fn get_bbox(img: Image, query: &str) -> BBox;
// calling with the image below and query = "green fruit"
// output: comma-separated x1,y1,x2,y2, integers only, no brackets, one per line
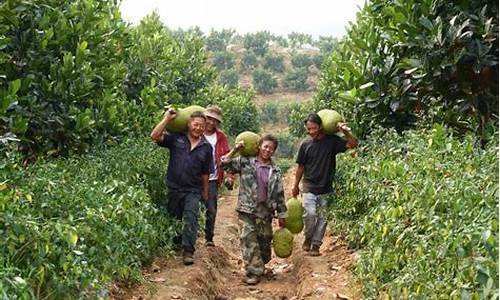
235,131,260,157
272,228,294,258
285,197,304,234
317,109,344,135
165,105,205,133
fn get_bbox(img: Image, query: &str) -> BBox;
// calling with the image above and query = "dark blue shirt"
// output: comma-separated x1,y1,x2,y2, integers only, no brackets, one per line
157,133,213,192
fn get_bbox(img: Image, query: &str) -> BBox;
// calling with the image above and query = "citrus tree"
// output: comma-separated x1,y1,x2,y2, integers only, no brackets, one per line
316,0,498,144
252,67,277,94
205,28,235,52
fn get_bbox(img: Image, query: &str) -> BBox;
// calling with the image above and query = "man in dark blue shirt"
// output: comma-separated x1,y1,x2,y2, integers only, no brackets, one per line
151,108,213,265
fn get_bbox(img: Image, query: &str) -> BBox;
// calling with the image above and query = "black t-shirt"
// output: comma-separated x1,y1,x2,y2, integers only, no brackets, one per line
157,133,213,192
296,135,347,195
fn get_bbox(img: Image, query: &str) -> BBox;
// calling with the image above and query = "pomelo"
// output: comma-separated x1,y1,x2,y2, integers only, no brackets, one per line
317,109,344,135
272,228,294,258
235,131,260,157
165,105,205,133
285,197,304,234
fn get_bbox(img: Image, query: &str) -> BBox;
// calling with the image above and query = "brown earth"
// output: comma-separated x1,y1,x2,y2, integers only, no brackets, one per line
254,91,314,106
110,167,362,300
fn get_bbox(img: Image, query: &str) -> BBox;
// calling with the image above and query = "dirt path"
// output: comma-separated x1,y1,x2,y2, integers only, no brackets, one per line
111,168,361,300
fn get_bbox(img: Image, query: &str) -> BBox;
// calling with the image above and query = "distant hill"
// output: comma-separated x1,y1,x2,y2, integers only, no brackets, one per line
202,30,337,95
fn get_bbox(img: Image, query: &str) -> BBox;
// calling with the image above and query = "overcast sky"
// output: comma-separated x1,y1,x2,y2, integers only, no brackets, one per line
119,0,367,38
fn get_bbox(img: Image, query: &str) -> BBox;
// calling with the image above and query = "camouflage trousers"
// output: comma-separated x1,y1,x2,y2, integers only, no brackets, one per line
238,212,273,277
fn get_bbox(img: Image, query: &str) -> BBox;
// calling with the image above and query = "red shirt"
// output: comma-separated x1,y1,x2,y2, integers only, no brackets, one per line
212,129,230,186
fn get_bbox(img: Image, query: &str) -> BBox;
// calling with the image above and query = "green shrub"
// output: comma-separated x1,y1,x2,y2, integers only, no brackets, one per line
283,68,309,91
287,32,313,48
311,54,325,68
217,69,239,89
205,29,235,52
0,4,214,157
260,102,279,124
240,51,258,71
287,101,317,138
212,51,235,70
263,53,285,73
243,31,272,56
315,36,338,54
331,126,499,299
198,85,260,136
252,67,277,94
291,53,312,68
274,132,299,159
273,36,289,48
126,13,214,107
316,0,498,142
0,138,176,298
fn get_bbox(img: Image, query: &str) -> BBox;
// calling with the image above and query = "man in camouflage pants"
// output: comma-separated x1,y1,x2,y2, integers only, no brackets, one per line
222,134,287,285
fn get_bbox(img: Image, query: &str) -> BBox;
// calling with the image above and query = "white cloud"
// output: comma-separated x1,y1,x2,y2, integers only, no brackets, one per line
119,0,366,38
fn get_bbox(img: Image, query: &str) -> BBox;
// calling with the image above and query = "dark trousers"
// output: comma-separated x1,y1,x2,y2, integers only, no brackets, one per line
167,189,201,254
202,181,218,242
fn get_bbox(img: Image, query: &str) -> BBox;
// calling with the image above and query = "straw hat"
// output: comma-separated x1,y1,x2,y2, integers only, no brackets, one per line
205,105,223,123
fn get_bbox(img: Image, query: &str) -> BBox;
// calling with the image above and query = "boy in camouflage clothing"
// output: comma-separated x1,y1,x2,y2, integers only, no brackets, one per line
222,134,288,285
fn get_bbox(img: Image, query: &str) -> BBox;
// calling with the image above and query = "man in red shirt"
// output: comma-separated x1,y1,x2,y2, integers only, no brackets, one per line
203,105,232,247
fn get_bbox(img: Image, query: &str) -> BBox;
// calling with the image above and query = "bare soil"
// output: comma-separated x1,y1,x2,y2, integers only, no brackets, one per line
111,168,361,300
254,91,314,106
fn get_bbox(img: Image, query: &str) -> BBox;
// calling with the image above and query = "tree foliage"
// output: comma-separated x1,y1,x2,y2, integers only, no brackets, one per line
217,69,239,89
288,32,313,48
252,67,277,94
243,31,272,56
333,126,498,299
315,36,338,53
197,85,260,136
291,53,313,68
283,68,309,91
205,28,235,52
212,51,235,70
315,0,498,144
240,50,258,71
263,53,285,73
0,3,215,157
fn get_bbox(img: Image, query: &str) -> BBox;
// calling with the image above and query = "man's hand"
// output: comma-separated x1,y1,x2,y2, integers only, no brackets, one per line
336,122,358,149
221,142,244,162
235,141,244,150
201,188,209,202
292,185,300,198
164,107,177,121
224,175,234,190
278,218,286,228
221,153,231,163
336,122,351,133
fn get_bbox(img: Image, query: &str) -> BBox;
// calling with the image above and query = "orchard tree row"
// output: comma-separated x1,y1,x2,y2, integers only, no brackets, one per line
0,2,259,159
309,0,498,144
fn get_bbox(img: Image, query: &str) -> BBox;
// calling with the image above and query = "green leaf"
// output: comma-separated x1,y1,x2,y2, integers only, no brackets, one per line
13,115,28,135
67,232,78,247
338,91,356,102
359,82,375,90
8,79,21,95
79,41,88,51
419,17,433,31
404,67,419,75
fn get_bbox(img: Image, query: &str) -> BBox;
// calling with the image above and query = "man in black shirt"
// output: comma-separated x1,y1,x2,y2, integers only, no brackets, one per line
151,108,213,265
292,113,358,256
